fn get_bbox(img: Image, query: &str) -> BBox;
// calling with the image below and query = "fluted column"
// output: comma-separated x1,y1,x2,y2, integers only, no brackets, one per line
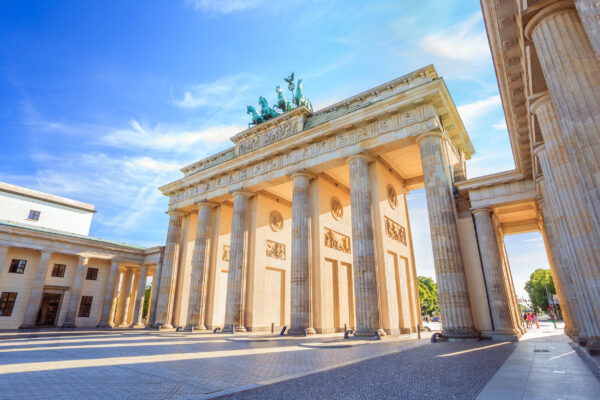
537,201,576,339
574,0,600,61
154,211,183,329
187,202,214,330
347,155,383,337
472,209,519,339
525,2,600,245
417,131,476,338
98,260,120,327
148,261,162,327
116,268,134,328
224,191,250,332
289,172,315,335
536,149,600,349
62,256,89,328
20,251,53,328
132,264,148,328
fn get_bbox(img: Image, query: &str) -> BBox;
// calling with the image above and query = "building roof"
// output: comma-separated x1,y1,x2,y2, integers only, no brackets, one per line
0,219,146,250
0,182,96,213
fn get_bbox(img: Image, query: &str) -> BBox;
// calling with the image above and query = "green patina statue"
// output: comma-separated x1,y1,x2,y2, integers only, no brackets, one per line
247,105,265,128
247,72,312,128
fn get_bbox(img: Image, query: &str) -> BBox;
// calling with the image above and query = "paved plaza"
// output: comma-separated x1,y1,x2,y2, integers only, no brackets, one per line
0,322,599,399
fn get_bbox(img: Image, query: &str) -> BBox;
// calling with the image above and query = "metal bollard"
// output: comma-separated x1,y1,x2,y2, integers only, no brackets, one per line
213,327,221,333
271,322,274,334
280,326,287,336
344,330,353,339
417,324,421,339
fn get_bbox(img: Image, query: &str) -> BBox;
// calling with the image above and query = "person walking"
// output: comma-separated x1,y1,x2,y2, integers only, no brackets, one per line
549,312,557,329
533,313,540,329
526,313,532,329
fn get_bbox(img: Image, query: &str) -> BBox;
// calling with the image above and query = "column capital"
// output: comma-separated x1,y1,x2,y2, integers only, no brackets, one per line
471,207,492,216
39,250,53,258
415,130,443,145
77,255,89,265
533,143,547,157
230,189,252,198
529,91,552,115
290,171,313,180
524,1,575,41
194,200,217,208
346,153,373,164
166,209,185,217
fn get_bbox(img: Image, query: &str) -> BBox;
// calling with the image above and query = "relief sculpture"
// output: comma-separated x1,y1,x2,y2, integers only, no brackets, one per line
324,227,351,254
266,240,286,260
384,216,407,245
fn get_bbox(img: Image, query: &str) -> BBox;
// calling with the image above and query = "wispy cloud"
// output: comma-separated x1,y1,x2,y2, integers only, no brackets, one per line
173,74,257,109
420,13,490,62
184,0,264,14
492,119,507,131
101,119,242,151
457,95,501,130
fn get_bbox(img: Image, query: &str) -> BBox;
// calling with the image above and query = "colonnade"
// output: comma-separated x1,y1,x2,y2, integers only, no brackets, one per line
522,0,600,352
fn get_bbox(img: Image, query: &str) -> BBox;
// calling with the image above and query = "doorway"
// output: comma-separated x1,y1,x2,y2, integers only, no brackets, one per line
36,293,62,326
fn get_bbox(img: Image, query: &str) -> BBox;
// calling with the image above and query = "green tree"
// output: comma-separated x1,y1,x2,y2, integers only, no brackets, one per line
524,268,555,313
142,284,151,319
417,276,439,316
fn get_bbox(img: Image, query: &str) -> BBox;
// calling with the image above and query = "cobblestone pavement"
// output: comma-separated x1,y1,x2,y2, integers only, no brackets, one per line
218,340,517,400
0,329,428,400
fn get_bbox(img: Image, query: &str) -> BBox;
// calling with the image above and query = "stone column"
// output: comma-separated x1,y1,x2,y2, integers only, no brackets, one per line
536,151,600,349
417,131,476,338
224,191,250,332
347,155,383,337
0,246,8,270
525,2,600,245
574,0,600,61
131,264,148,328
472,209,519,340
20,251,53,328
116,268,134,328
154,212,183,329
187,202,214,331
148,261,162,327
537,202,576,339
62,256,89,328
289,172,315,335
98,260,120,327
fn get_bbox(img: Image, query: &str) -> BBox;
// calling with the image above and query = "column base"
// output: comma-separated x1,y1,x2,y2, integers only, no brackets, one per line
222,325,246,333
491,332,520,342
442,328,479,339
287,327,316,336
18,324,37,330
185,324,206,332
61,322,76,329
578,334,588,347
585,337,600,355
353,328,387,338
131,323,146,329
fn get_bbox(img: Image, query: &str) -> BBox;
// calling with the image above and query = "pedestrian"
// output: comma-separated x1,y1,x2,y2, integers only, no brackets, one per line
526,312,532,328
533,312,540,329
550,312,557,329
425,315,429,323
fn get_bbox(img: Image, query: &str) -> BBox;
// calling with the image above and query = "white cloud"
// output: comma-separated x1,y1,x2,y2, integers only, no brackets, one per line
101,119,243,151
185,0,263,14
420,13,490,62
492,119,507,131
457,95,501,130
173,74,257,109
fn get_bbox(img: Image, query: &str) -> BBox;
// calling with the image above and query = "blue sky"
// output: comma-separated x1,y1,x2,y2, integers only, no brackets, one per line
0,0,548,297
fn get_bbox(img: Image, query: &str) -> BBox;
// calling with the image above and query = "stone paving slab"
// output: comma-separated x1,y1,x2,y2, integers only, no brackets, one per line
0,329,428,400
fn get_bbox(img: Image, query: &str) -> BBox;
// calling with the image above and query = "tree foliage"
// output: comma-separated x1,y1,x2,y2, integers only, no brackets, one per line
142,285,151,319
524,268,555,313
418,276,439,316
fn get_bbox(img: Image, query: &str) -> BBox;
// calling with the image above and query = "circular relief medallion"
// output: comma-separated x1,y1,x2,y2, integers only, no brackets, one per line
269,210,284,232
330,197,343,220
387,185,398,209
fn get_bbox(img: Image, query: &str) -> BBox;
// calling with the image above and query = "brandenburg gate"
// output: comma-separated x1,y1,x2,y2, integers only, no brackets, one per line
153,66,481,338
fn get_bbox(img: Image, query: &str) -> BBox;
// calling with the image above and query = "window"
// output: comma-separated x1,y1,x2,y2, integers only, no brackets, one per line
28,210,41,221
51,264,66,278
0,292,17,316
8,259,27,274
85,267,98,281
78,296,93,317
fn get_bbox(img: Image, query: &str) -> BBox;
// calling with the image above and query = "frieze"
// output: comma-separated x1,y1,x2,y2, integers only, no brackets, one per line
384,216,407,245
324,227,351,254
266,240,286,260
238,121,296,155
